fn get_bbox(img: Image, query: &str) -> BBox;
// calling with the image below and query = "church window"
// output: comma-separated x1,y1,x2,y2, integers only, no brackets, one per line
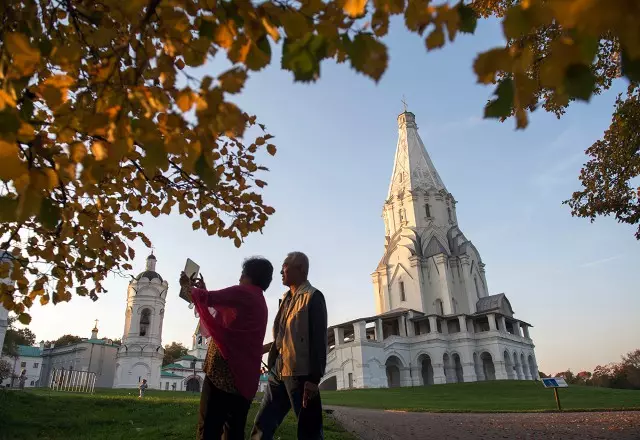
399,209,404,223
399,282,406,302
425,203,431,217
435,299,444,315
140,308,151,336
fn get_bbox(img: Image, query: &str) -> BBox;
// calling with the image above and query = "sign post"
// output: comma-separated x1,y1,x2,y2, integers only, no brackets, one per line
541,377,568,411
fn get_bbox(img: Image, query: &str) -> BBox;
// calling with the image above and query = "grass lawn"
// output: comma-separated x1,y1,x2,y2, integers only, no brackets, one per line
321,380,640,412
0,388,355,440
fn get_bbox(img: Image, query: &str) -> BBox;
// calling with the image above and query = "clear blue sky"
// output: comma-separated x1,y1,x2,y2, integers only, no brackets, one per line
24,17,639,375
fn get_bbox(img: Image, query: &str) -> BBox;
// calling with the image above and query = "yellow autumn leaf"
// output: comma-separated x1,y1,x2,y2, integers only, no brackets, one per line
176,89,194,112
214,22,237,49
261,16,281,42
426,26,445,50
91,141,108,161
5,32,41,76
344,0,368,17
266,144,276,155
0,140,28,181
218,68,248,94
0,90,17,110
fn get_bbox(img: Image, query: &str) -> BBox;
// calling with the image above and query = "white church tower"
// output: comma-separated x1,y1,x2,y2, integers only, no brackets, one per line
372,110,489,316
113,254,168,389
320,109,538,391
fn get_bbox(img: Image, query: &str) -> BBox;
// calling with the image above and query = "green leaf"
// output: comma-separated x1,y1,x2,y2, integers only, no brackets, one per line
40,198,61,230
282,35,328,82
457,2,477,34
18,312,31,325
348,33,388,82
564,64,595,101
621,50,640,83
0,111,21,135
484,78,514,119
0,196,18,222
199,19,215,39
195,153,218,188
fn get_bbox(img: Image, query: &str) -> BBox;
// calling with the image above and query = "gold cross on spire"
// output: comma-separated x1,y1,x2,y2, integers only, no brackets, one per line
401,95,408,113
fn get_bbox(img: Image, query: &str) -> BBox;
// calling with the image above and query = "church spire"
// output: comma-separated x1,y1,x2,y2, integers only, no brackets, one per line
387,110,447,199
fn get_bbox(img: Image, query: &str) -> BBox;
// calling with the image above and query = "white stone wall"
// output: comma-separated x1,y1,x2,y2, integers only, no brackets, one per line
2,354,43,387
322,317,538,391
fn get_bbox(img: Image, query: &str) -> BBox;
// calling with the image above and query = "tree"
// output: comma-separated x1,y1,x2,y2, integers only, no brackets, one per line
53,334,83,346
472,1,639,239
163,341,188,366
621,348,640,389
0,359,13,385
2,316,36,356
565,86,640,239
111,338,122,346
1,1,640,326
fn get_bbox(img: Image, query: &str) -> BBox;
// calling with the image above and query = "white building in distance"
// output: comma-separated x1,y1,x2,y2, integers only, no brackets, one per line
320,110,538,391
39,325,119,388
1,344,43,388
113,254,167,389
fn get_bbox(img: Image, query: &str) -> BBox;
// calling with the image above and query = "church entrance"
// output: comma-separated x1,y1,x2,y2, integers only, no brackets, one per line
453,354,464,383
480,352,496,380
420,355,434,385
385,356,403,388
186,377,200,392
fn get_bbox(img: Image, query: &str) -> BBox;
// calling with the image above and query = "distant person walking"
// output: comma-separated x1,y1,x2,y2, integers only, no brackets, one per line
18,369,27,390
181,257,273,440
251,252,328,440
139,379,148,398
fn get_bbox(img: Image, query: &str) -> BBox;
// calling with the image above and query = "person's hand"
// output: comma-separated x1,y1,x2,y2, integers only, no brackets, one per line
302,381,318,408
179,272,194,302
193,273,206,289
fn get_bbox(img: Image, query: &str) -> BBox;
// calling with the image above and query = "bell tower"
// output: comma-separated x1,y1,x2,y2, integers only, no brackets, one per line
372,110,489,316
113,254,168,389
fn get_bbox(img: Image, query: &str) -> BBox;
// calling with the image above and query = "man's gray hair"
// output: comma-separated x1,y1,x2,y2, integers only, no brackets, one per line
286,251,309,277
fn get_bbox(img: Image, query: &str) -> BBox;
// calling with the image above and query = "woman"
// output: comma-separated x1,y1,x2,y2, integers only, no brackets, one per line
180,257,273,440
139,378,148,398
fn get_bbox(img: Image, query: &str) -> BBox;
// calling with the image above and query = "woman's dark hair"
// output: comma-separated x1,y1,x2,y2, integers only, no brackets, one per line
242,257,273,291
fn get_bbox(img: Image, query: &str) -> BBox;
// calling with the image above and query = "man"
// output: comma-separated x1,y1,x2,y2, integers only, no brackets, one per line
180,257,273,440
251,252,328,440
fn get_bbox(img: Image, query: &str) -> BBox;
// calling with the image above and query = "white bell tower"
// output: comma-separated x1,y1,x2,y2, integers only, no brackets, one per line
113,254,168,389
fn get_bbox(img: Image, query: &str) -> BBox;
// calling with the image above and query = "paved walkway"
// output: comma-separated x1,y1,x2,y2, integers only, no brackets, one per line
327,406,640,440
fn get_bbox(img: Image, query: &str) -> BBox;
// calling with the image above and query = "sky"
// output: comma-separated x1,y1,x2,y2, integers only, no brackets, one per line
19,16,639,375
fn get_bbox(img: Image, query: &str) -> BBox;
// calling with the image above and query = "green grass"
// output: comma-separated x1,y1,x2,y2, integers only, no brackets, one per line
0,388,355,440
321,380,640,412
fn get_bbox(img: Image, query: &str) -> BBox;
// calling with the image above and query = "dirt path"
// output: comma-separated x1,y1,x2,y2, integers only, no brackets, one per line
326,406,640,440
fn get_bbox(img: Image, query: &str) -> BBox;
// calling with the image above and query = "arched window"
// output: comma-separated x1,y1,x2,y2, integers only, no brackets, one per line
425,203,431,217
474,277,481,298
399,281,406,302
140,308,151,337
435,299,444,316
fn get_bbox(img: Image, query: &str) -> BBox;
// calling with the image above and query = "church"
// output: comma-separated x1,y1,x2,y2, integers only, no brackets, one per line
318,110,538,390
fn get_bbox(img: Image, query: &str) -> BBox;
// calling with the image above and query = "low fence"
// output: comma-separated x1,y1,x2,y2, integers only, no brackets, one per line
49,369,96,393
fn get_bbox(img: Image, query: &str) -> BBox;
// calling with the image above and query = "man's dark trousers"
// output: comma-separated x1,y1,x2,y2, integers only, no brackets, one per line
198,375,250,440
250,373,324,439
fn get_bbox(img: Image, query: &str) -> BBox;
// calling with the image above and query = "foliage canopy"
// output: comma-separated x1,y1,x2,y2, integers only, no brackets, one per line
1,0,639,324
